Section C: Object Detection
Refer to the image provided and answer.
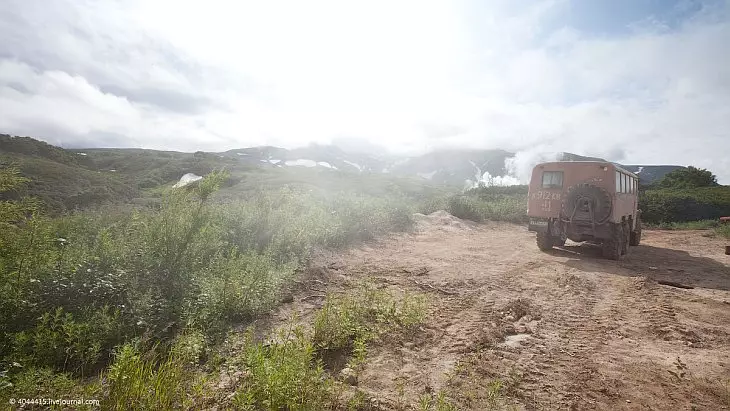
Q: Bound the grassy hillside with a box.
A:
[0,154,138,213]
[2,136,455,214]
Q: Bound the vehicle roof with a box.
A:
[534,161,639,179]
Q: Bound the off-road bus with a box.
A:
[527,161,641,260]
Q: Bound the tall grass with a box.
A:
[715,224,730,239]
[1,167,429,407]
[645,219,730,239]
[647,219,722,230]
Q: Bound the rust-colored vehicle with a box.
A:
[527,161,642,260]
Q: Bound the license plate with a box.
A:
[530,219,548,226]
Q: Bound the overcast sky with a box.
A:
[1,0,729,181]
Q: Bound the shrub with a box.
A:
[416,195,450,215]
[103,343,190,410]
[640,187,730,224]
[0,366,101,410]
[232,327,334,410]
[186,251,296,331]
[11,307,125,375]
[313,283,427,351]
[447,196,489,223]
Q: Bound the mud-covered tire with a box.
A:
[553,237,566,247]
[602,224,624,260]
[621,221,630,255]
[536,232,553,251]
[630,217,642,246]
[562,183,612,223]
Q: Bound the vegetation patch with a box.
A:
[639,187,730,224]
[313,283,428,354]
[443,186,528,224]
[231,327,335,410]
[0,163,434,408]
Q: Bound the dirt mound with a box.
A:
[412,210,472,232]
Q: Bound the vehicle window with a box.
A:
[615,171,621,192]
[624,174,629,193]
[619,173,624,193]
[542,171,563,188]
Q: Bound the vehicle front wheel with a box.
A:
[536,232,553,251]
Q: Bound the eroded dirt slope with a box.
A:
[267,212,730,410]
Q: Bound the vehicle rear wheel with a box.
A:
[553,233,567,247]
[621,221,630,255]
[630,217,642,246]
[602,223,624,260]
[536,232,553,251]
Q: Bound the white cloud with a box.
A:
[0,0,729,182]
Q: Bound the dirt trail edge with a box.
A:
[266,211,730,410]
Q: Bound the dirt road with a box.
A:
[274,212,730,410]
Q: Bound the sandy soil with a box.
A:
[264,211,730,410]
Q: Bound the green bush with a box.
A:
[446,194,527,224]
[639,187,730,224]
[11,307,124,375]
[103,343,190,410]
[313,283,427,351]
[447,196,490,223]
[416,195,450,215]
[187,251,296,331]
[0,366,101,410]
[232,327,334,410]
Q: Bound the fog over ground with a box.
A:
[1,0,729,182]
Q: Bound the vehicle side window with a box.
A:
[615,171,621,193]
[542,171,563,188]
[620,174,624,193]
[624,174,629,193]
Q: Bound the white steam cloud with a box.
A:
[466,150,563,190]
[505,150,564,184]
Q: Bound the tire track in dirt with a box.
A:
[256,213,730,410]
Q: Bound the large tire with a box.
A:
[562,183,612,224]
[536,232,553,251]
[553,232,567,247]
[630,217,642,246]
[602,223,624,260]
